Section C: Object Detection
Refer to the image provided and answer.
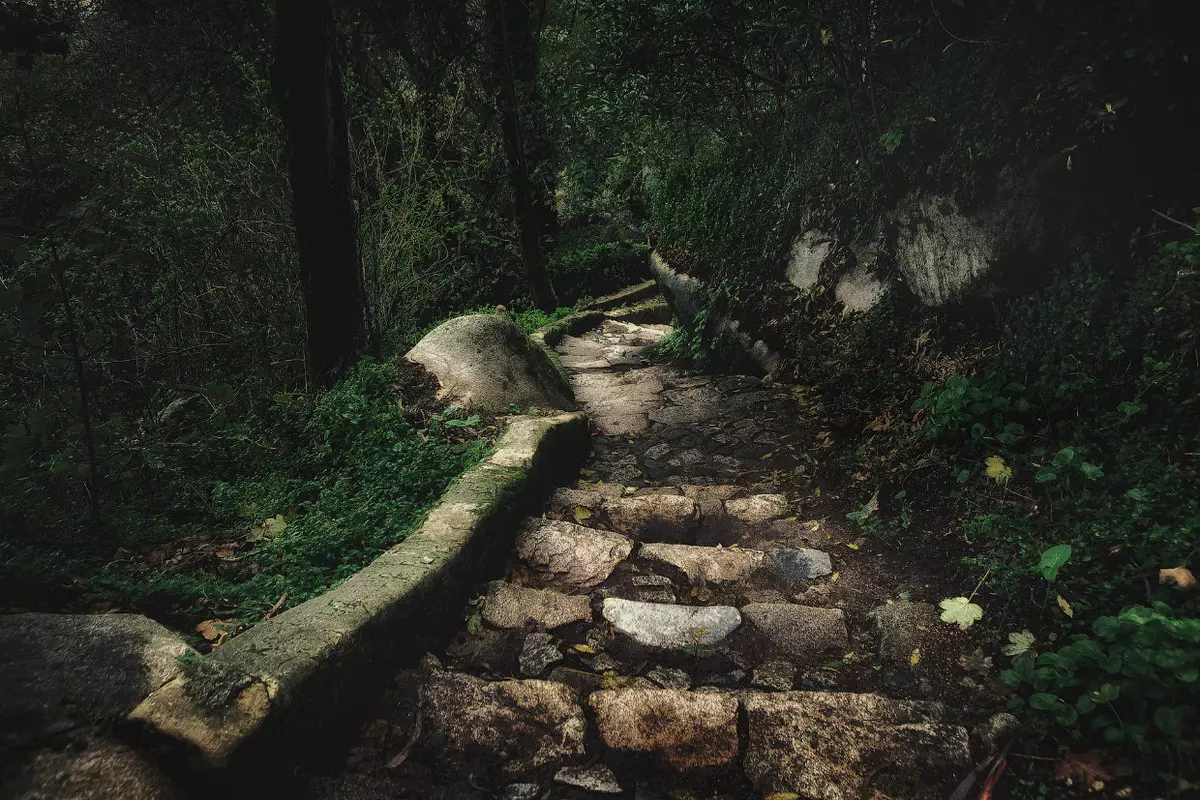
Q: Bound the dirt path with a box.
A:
[302,314,1008,800]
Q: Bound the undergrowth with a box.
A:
[0,358,492,633]
[785,228,1200,785]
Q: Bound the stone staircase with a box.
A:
[306,313,1010,800]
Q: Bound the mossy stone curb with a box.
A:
[127,412,589,774]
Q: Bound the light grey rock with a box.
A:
[482,582,592,630]
[516,519,633,591]
[639,543,765,584]
[554,764,622,794]
[0,613,192,752]
[725,494,790,523]
[406,314,574,410]
[769,547,833,581]
[590,689,740,770]
[741,604,848,661]
[602,599,741,649]
[420,671,585,772]
[519,632,564,677]
[785,230,834,289]
[835,265,888,313]
[645,666,692,690]
[743,691,971,799]
[643,443,672,461]
[868,601,938,668]
[501,784,544,800]
[751,660,797,692]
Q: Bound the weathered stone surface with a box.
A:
[406,314,574,410]
[0,613,191,752]
[590,689,739,770]
[751,660,797,692]
[741,604,848,660]
[421,671,586,772]
[548,487,604,513]
[645,667,692,690]
[725,494,790,523]
[769,547,833,581]
[602,599,741,649]
[501,784,543,800]
[835,265,887,313]
[639,543,765,584]
[3,741,184,800]
[554,764,622,794]
[482,582,592,630]
[516,519,633,590]
[602,494,699,537]
[976,712,1021,753]
[868,601,937,668]
[519,632,563,677]
[785,230,834,290]
[681,484,740,519]
[743,691,971,798]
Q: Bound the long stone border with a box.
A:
[649,250,780,375]
[128,412,589,775]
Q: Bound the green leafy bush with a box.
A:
[1002,603,1199,765]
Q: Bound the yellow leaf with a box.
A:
[765,794,801,800]
[847,543,859,550]
[1105,102,1115,114]
[572,644,596,654]
[820,28,832,45]
[910,648,921,666]
[985,456,1013,485]
[1057,594,1074,617]
[830,572,840,583]
[1159,567,1197,589]
[573,505,593,524]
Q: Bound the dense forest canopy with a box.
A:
[1,0,1198,793]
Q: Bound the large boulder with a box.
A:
[406,314,574,411]
[0,613,191,755]
[1,742,183,800]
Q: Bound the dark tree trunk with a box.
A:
[489,0,559,312]
[273,0,364,387]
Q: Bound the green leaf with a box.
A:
[1153,706,1186,737]
[1029,692,1063,711]
[1078,461,1104,480]
[1124,487,1149,502]
[1091,683,1121,703]
[1003,630,1036,657]
[1035,544,1072,581]
[1035,467,1058,483]
[938,596,984,629]
[1052,446,1077,467]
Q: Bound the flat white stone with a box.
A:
[725,494,790,523]
[602,598,741,649]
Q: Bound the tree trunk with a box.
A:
[489,0,559,312]
[273,0,364,387]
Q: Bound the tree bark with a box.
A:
[489,0,559,312]
[273,0,364,387]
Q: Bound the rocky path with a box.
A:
[305,313,1010,800]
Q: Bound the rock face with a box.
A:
[602,599,741,649]
[725,494,789,523]
[868,601,938,668]
[406,314,575,410]
[482,582,592,630]
[515,519,633,590]
[741,604,848,660]
[554,764,623,794]
[0,613,192,753]
[639,543,765,584]
[420,671,586,772]
[590,689,740,770]
[742,691,971,799]
[518,632,564,676]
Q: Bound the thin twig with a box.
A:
[1151,208,1198,234]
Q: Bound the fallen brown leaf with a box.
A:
[1159,566,1197,589]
